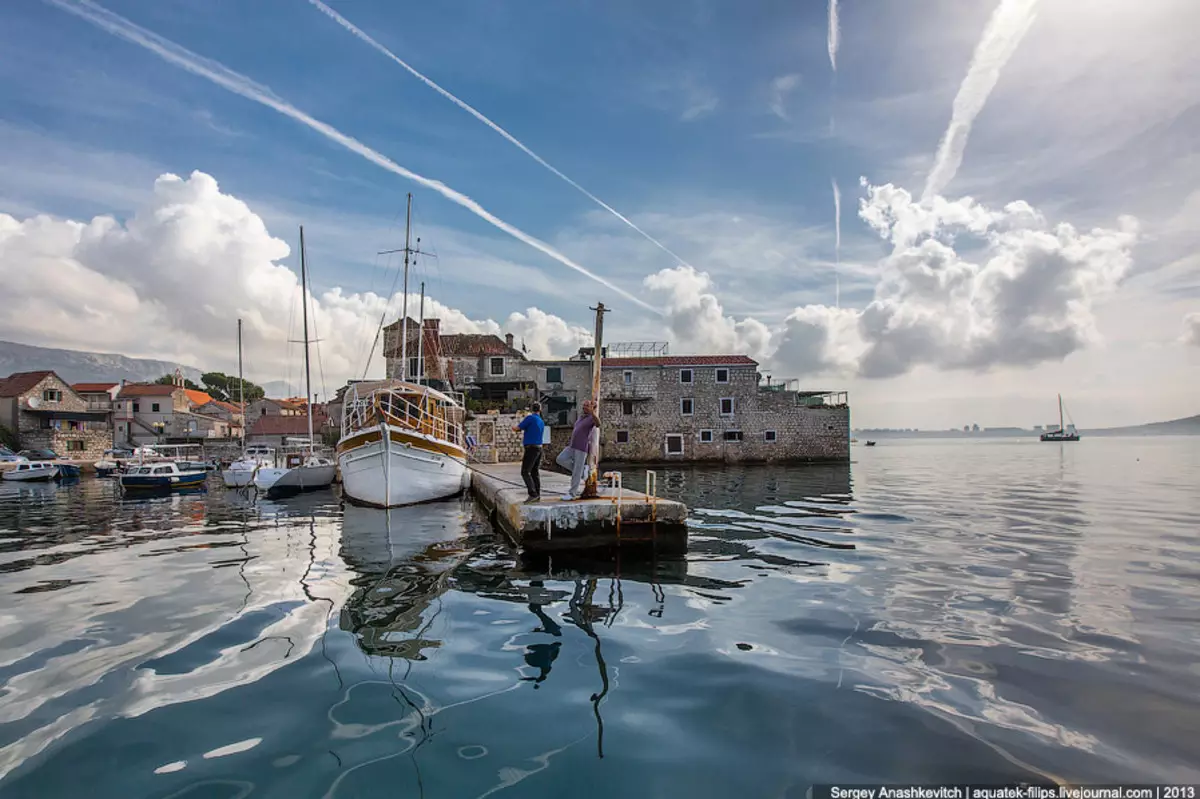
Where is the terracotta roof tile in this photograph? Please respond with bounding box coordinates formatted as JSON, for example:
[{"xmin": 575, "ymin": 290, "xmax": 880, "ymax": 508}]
[
  {"xmin": 601, "ymin": 355, "xmax": 759, "ymax": 368},
  {"xmin": 184, "ymin": 389, "xmax": 214, "ymax": 407},
  {"xmin": 247, "ymin": 412, "xmax": 327, "ymax": 437},
  {"xmin": 116, "ymin": 383, "xmax": 179, "ymax": 398},
  {"xmin": 0, "ymin": 371, "xmax": 55, "ymax": 398}
]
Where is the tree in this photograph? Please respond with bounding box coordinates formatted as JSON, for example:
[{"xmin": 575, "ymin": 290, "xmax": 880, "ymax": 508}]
[
  {"xmin": 200, "ymin": 372, "xmax": 265, "ymax": 404},
  {"xmin": 154, "ymin": 374, "xmax": 202, "ymax": 391}
]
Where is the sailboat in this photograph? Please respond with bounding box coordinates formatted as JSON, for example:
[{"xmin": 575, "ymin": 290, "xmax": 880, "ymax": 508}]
[
  {"xmin": 1040, "ymin": 394, "xmax": 1080, "ymax": 442},
  {"xmin": 222, "ymin": 318, "xmax": 276, "ymax": 488},
  {"xmin": 337, "ymin": 194, "xmax": 470, "ymax": 507},
  {"xmin": 253, "ymin": 227, "xmax": 337, "ymax": 498}
]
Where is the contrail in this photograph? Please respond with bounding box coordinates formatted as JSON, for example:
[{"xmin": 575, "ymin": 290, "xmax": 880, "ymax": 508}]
[
  {"xmin": 922, "ymin": 0, "xmax": 1039, "ymax": 200},
  {"xmin": 827, "ymin": 0, "xmax": 840, "ymax": 72},
  {"xmin": 831, "ymin": 178, "xmax": 841, "ymax": 308},
  {"xmin": 46, "ymin": 0, "xmax": 657, "ymax": 314},
  {"xmin": 307, "ymin": 0, "xmax": 693, "ymax": 268}
]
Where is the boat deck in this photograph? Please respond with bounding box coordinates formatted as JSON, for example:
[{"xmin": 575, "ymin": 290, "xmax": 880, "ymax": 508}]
[{"xmin": 469, "ymin": 463, "xmax": 688, "ymax": 552}]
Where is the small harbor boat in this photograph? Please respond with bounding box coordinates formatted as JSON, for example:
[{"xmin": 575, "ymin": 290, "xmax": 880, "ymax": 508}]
[
  {"xmin": 120, "ymin": 461, "xmax": 207, "ymax": 491},
  {"xmin": 865, "ymin": 440, "xmax": 877, "ymax": 447},
  {"xmin": 1040, "ymin": 394, "xmax": 1080, "ymax": 442},
  {"xmin": 3, "ymin": 461, "xmax": 59, "ymax": 482},
  {"xmin": 222, "ymin": 445, "xmax": 276, "ymax": 488},
  {"xmin": 54, "ymin": 463, "xmax": 82, "ymax": 480},
  {"xmin": 94, "ymin": 449, "xmax": 129, "ymax": 478}
]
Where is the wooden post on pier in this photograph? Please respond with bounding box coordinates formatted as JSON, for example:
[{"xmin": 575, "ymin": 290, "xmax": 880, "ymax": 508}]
[{"xmin": 582, "ymin": 302, "xmax": 607, "ymax": 498}]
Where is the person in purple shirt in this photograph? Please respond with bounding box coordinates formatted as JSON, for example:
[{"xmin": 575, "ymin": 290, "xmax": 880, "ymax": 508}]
[
  {"xmin": 513, "ymin": 403, "xmax": 546, "ymax": 502},
  {"xmin": 555, "ymin": 399, "xmax": 599, "ymax": 500}
]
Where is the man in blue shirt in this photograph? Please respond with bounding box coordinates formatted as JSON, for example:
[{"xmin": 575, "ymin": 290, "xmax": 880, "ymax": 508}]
[{"xmin": 513, "ymin": 403, "xmax": 546, "ymax": 502}]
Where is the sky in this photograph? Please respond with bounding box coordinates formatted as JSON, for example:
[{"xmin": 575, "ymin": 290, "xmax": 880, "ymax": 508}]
[{"xmin": 0, "ymin": 0, "xmax": 1197, "ymax": 429}]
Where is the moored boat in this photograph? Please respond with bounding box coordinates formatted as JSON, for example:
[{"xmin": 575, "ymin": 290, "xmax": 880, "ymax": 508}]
[
  {"xmin": 222, "ymin": 445, "xmax": 276, "ymax": 488},
  {"xmin": 337, "ymin": 381, "xmax": 470, "ymax": 508},
  {"xmin": 3, "ymin": 462, "xmax": 59, "ymax": 482},
  {"xmin": 120, "ymin": 461, "xmax": 207, "ymax": 491},
  {"xmin": 54, "ymin": 463, "xmax": 82, "ymax": 480},
  {"xmin": 1040, "ymin": 394, "xmax": 1080, "ymax": 442}
]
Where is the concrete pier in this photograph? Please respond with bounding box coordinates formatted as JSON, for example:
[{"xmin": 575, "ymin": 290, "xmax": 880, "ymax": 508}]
[{"xmin": 469, "ymin": 463, "xmax": 688, "ymax": 552}]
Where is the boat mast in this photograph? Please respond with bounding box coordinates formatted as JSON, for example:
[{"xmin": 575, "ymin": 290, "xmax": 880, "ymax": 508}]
[
  {"xmin": 417, "ymin": 281, "xmax": 425, "ymax": 384},
  {"xmin": 1058, "ymin": 393, "xmax": 1064, "ymax": 433},
  {"xmin": 237, "ymin": 317, "xmax": 244, "ymax": 447},
  {"xmin": 300, "ymin": 226, "xmax": 314, "ymax": 455},
  {"xmin": 400, "ymin": 192, "xmax": 412, "ymax": 381}
]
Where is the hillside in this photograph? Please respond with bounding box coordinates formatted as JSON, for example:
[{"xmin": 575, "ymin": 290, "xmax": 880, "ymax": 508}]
[
  {"xmin": 1085, "ymin": 415, "xmax": 1200, "ymax": 436},
  {"xmin": 0, "ymin": 339, "xmax": 203, "ymax": 385}
]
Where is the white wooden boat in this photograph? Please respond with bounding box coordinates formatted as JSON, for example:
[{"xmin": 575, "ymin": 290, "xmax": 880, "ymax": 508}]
[
  {"xmin": 3, "ymin": 461, "xmax": 59, "ymax": 482},
  {"xmin": 337, "ymin": 381, "xmax": 470, "ymax": 508},
  {"xmin": 253, "ymin": 453, "xmax": 336, "ymax": 498},
  {"xmin": 222, "ymin": 445, "xmax": 276, "ymax": 488}
]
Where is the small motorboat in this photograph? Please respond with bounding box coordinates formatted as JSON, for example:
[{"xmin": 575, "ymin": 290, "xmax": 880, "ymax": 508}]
[
  {"xmin": 95, "ymin": 459, "xmax": 120, "ymax": 477},
  {"xmin": 865, "ymin": 440, "xmax": 877, "ymax": 447},
  {"xmin": 120, "ymin": 461, "xmax": 207, "ymax": 491},
  {"xmin": 54, "ymin": 463, "xmax": 82, "ymax": 480},
  {"xmin": 221, "ymin": 445, "xmax": 276, "ymax": 488},
  {"xmin": 3, "ymin": 461, "xmax": 59, "ymax": 482},
  {"xmin": 253, "ymin": 454, "xmax": 336, "ymax": 499}
]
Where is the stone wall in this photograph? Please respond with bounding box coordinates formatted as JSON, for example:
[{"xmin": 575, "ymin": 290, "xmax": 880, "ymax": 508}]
[
  {"xmin": 16, "ymin": 374, "xmax": 113, "ymax": 459},
  {"xmin": 465, "ymin": 413, "xmax": 526, "ymax": 463}
]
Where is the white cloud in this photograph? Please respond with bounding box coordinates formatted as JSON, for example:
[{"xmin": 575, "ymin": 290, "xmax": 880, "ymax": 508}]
[
  {"xmin": 1184, "ymin": 312, "xmax": 1200, "ymax": 347},
  {"xmin": 827, "ymin": 0, "xmax": 840, "ymax": 72},
  {"xmin": 769, "ymin": 74, "xmax": 801, "ymax": 121},
  {"xmin": 643, "ymin": 265, "xmax": 771, "ymax": 358},
  {"xmin": 635, "ymin": 182, "xmax": 1139, "ymax": 383},
  {"xmin": 0, "ymin": 171, "xmax": 592, "ymax": 386}
]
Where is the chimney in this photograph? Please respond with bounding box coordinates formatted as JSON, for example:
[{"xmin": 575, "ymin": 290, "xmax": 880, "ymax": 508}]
[{"xmin": 505, "ymin": 333, "xmax": 514, "ymax": 348}]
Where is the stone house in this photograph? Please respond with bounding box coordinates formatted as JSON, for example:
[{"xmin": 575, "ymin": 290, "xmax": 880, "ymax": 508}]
[
  {"xmin": 0, "ymin": 371, "xmax": 113, "ymax": 459},
  {"xmin": 383, "ymin": 317, "xmax": 536, "ymax": 407},
  {"xmin": 114, "ymin": 382, "xmax": 231, "ymax": 445},
  {"xmin": 246, "ymin": 397, "xmax": 306, "ymax": 420},
  {"xmin": 194, "ymin": 399, "xmax": 244, "ymax": 438},
  {"xmin": 593, "ymin": 356, "xmax": 849, "ymax": 463}
]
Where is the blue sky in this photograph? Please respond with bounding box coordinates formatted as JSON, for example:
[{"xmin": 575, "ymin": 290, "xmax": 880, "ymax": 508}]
[{"xmin": 1, "ymin": 0, "xmax": 1197, "ymax": 427}]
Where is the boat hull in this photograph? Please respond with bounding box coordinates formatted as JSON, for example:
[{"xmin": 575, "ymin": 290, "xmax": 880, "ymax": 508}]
[
  {"xmin": 120, "ymin": 472, "xmax": 207, "ymax": 490},
  {"xmin": 1040, "ymin": 433, "xmax": 1080, "ymax": 442},
  {"xmin": 257, "ymin": 464, "xmax": 337, "ymax": 499},
  {"xmin": 338, "ymin": 426, "xmax": 469, "ymax": 508},
  {"xmin": 2, "ymin": 466, "xmax": 58, "ymax": 482},
  {"xmin": 222, "ymin": 468, "xmax": 257, "ymax": 488}
]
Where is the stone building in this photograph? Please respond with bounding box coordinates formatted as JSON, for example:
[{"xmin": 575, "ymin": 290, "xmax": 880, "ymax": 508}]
[
  {"xmin": 114, "ymin": 380, "xmax": 232, "ymax": 446},
  {"xmin": 0, "ymin": 371, "xmax": 112, "ymax": 459},
  {"xmin": 246, "ymin": 411, "xmax": 327, "ymax": 448},
  {"xmin": 595, "ymin": 355, "xmax": 848, "ymax": 462},
  {"xmin": 383, "ymin": 318, "xmax": 536, "ymax": 407},
  {"xmin": 246, "ymin": 397, "xmax": 306, "ymax": 419}
]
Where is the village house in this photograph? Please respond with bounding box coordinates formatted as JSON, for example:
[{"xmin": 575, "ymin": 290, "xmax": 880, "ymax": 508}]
[
  {"xmin": 0, "ymin": 371, "xmax": 113, "ymax": 459},
  {"xmin": 245, "ymin": 408, "xmax": 328, "ymax": 448},
  {"xmin": 193, "ymin": 399, "xmax": 245, "ymax": 438},
  {"xmin": 113, "ymin": 377, "xmax": 232, "ymax": 446},
  {"xmin": 383, "ymin": 318, "xmax": 536, "ymax": 408},
  {"xmin": 246, "ymin": 397, "xmax": 307, "ymax": 419}
]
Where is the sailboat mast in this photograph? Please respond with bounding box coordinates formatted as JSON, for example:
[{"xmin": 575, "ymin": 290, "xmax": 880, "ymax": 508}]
[
  {"xmin": 417, "ymin": 281, "xmax": 425, "ymax": 384},
  {"xmin": 237, "ymin": 318, "xmax": 244, "ymax": 447},
  {"xmin": 300, "ymin": 226, "xmax": 314, "ymax": 453},
  {"xmin": 1058, "ymin": 393, "xmax": 1064, "ymax": 433},
  {"xmin": 399, "ymin": 192, "xmax": 412, "ymax": 378}
]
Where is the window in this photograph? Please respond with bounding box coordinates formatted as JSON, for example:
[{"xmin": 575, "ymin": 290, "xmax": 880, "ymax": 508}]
[
  {"xmin": 408, "ymin": 357, "xmax": 420, "ymax": 377},
  {"xmin": 720, "ymin": 397, "xmax": 734, "ymax": 416},
  {"xmin": 153, "ymin": 466, "xmax": 172, "ymax": 474},
  {"xmin": 665, "ymin": 434, "xmax": 684, "ymax": 455},
  {"xmin": 42, "ymin": 389, "xmax": 62, "ymax": 402},
  {"xmin": 680, "ymin": 398, "xmax": 694, "ymax": 416},
  {"xmin": 132, "ymin": 403, "xmax": 141, "ymax": 413},
  {"xmin": 700, "ymin": 429, "xmax": 713, "ymax": 443},
  {"xmin": 680, "ymin": 368, "xmax": 693, "ymax": 384},
  {"xmin": 764, "ymin": 430, "xmax": 778, "ymax": 443},
  {"xmin": 489, "ymin": 357, "xmax": 505, "ymax": 376},
  {"xmin": 616, "ymin": 430, "xmax": 630, "ymax": 444},
  {"xmin": 723, "ymin": 431, "xmax": 744, "ymax": 442},
  {"xmin": 68, "ymin": 420, "xmax": 80, "ymax": 431},
  {"xmin": 716, "ymin": 368, "xmax": 730, "ymax": 384},
  {"xmin": 623, "ymin": 370, "xmax": 633, "ymax": 385},
  {"xmin": 152, "ymin": 403, "xmax": 161, "ymax": 413},
  {"xmin": 66, "ymin": 440, "xmax": 85, "ymax": 452},
  {"xmin": 545, "ymin": 366, "xmax": 562, "ymax": 384},
  {"xmin": 622, "ymin": 400, "xmax": 634, "ymax": 415}
]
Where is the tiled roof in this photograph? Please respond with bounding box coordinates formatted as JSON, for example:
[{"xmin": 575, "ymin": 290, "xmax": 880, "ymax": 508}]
[
  {"xmin": 184, "ymin": 389, "xmax": 214, "ymax": 407},
  {"xmin": 601, "ymin": 355, "xmax": 759, "ymax": 368},
  {"xmin": 0, "ymin": 371, "xmax": 56, "ymax": 397},
  {"xmin": 198, "ymin": 399, "xmax": 241, "ymax": 415},
  {"xmin": 248, "ymin": 412, "xmax": 327, "ymax": 437},
  {"xmin": 116, "ymin": 383, "xmax": 179, "ymax": 398},
  {"xmin": 72, "ymin": 382, "xmax": 118, "ymax": 393},
  {"xmin": 438, "ymin": 334, "xmax": 524, "ymax": 358}
]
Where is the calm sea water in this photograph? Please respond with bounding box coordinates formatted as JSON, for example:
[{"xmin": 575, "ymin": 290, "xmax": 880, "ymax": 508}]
[{"xmin": 0, "ymin": 438, "xmax": 1198, "ymax": 797}]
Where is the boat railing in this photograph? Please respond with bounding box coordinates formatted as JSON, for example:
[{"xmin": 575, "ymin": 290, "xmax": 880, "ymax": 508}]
[{"xmin": 343, "ymin": 390, "xmax": 465, "ymax": 448}]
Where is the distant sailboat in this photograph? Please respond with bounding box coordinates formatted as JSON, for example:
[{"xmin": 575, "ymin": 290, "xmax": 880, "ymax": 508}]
[{"xmin": 1040, "ymin": 394, "xmax": 1080, "ymax": 442}]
